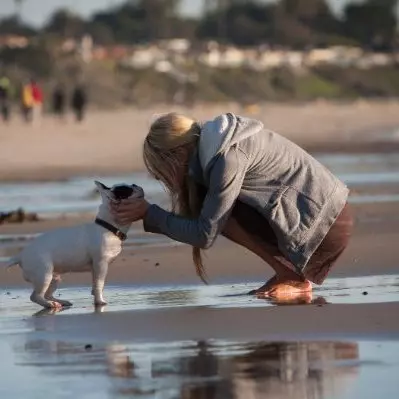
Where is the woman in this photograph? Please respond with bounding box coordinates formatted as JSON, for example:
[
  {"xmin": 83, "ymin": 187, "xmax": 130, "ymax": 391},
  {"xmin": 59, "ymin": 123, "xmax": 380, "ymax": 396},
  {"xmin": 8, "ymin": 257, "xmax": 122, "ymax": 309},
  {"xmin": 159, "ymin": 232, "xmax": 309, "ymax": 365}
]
[{"xmin": 111, "ymin": 112, "xmax": 353, "ymax": 297}]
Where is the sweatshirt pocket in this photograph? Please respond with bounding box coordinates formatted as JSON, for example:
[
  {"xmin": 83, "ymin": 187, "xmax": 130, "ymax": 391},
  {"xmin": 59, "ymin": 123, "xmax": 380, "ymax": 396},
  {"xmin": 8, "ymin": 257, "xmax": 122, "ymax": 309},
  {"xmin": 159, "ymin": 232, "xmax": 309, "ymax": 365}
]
[
  {"xmin": 260, "ymin": 184, "xmax": 287, "ymax": 210},
  {"xmin": 270, "ymin": 186, "xmax": 321, "ymax": 249}
]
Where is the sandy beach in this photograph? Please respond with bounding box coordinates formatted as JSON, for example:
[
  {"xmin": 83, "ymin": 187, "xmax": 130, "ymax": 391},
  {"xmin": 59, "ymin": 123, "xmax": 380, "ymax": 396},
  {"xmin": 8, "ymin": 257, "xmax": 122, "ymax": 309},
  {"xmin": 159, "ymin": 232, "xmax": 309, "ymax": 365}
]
[
  {"xmin": 1, "ymin": 101, "xmax": 399, "ymax": 399},
  {"xmin": 1, "ymin": 100, "xmax": 399, "ymax": 181}
]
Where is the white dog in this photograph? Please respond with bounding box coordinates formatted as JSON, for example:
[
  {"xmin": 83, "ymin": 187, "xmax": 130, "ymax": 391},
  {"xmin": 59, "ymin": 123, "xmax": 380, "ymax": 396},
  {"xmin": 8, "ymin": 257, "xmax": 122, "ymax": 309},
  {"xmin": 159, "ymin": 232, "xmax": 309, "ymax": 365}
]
[{"xmin": 5, "ymin": 181, "xmax": 144, "ymax": 309}]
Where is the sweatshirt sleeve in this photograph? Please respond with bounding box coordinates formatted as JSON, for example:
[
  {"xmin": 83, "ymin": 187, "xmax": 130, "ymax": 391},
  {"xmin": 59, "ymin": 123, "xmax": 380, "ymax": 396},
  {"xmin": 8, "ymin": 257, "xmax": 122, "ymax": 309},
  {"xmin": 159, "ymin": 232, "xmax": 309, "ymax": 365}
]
[{"xmin": 143, "ymin": 145, "xmax": 248, "ymax": 249}]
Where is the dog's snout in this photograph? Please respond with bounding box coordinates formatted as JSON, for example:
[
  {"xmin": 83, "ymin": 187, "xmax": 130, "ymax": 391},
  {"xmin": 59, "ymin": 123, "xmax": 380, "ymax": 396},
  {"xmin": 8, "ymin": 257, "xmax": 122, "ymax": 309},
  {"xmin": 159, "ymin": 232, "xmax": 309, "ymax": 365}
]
[
  {"xmin": 132, "ymin": 185, "xmax": 145, "ymax": 198},
  {"xmin": 110, "ymin": 184, "xmax": 144, "ymax": 200}
]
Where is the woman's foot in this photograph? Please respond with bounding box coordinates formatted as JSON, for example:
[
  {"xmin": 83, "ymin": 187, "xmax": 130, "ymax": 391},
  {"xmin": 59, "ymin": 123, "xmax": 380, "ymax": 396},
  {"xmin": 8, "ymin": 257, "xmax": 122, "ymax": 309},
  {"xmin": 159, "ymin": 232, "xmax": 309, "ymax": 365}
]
[
  {"xmin": 260, "ymin": 279, "xmax": 312, "ymax": 299},
  {"xmin": 248, "ymin": 275, "xmax": 278, "ymax": 295},
  {"xmin": 267, "ymin": 291, "xmax": 313, "ymax": 305},
  {"xmin": 248, "ymin": 268, "xmax": 309, "ymax": 295}
]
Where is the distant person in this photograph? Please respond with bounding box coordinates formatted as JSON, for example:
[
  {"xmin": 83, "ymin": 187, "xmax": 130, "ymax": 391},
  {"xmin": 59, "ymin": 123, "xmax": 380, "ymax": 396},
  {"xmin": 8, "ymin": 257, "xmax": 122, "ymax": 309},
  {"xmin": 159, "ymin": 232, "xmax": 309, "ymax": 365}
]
[
  {"xmin": 30, "ymin": 79, "xmax": 44, "ymax": 123},
  {"xmin": 0, "ymin": 75, "xmax": 12, "ymax": 123},
  {"xmin": 21, "ymin": 81, "xmax": 34, "ymax": 123},
  {"xmin": 71, "ymin": 84, "xmax": 87, "ymax": 123},
  {"xmin": 51, "ymin": 83, "xmax": 66, "ymax": 121}
]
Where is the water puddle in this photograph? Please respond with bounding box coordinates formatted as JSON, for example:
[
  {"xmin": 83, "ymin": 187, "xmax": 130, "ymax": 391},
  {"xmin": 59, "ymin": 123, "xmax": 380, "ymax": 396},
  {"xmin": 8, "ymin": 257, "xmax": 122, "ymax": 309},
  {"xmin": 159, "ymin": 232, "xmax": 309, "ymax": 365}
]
[
  {"xmin": 0, "ymin": 274, "xmax": 398, "ymax": 398},
  {"xmin": 0, "ymin": 335, "xmax": 397, "ymax": 399},
  {"xmin": 1, "ymin": 153, "xmax": 399, "ymax": 218},
  {"xmin": 0, "ymin": 172, "xmax": 166, "ymax": 217},
  {"xmin": 1, "ymin": 274, "xmax": 398, "ymax": 319}
]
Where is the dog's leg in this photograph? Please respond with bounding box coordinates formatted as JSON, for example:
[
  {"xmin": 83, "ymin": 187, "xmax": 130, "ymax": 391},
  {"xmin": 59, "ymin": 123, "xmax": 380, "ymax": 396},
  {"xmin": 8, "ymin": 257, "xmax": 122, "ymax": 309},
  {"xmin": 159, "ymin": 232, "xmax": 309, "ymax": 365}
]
[
  {"xmin": 45, "ymin": 275, "xmax": 73, "ymax": 307},
  {"xmin": 30, "ymin": 273, "xmax": 62, "ymax": 309},
  {"xmin": 92, "ymin": 260, "xmax": 109, "ymax": 306}
]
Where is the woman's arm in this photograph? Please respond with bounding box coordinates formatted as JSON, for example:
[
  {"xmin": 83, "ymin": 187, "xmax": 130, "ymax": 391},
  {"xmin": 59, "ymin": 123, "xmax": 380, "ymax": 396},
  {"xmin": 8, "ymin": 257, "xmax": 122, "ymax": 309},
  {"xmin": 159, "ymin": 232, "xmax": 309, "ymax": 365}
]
[{"xmin": 143, "ymin": 146, "xmax": 249, "ymax": 249}]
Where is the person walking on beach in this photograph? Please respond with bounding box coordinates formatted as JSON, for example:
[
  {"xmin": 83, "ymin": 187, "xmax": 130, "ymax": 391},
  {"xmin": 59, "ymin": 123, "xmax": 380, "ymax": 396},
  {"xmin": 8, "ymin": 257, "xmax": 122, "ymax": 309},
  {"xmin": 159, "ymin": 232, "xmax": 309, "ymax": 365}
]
[
  {"xmin": 30, "ymin": 79, "xmax": 44, "ymax": 123},
  {"xmin": 21, "ymin": 80, "xmax": 34, "ymax": 123},
  {"xmin": 0, "ymin": 75, "xmax": 12, "ymax": 123},
  {"xmin": 110, "ymin": 113, "xmax": 353, "ymax": 297},
  {"xmin": 51, "ymin": 83, "xmax": 66, "ymax": 121},
  {"xmin": 71, "ymin": 84, "xmax": 87, "ymax": 123}
]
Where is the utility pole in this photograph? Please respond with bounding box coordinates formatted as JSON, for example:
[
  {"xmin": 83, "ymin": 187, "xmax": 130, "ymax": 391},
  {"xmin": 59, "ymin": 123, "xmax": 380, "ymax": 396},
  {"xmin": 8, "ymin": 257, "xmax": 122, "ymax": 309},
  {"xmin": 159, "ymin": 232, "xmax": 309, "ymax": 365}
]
[
  {"xmin": 14, "ymin": 0, "xmax": 25, "ymax": 21},
  {"xmin": 217, "ymin": 0, "xmax": 228, "ymax": 42}
]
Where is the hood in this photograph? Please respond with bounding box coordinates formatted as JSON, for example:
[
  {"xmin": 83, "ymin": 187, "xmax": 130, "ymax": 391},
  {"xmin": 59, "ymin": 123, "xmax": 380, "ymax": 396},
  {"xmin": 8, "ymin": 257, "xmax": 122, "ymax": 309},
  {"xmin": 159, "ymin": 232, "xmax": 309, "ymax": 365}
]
[{"xmin": 198, "ymin": 113, "xmax": 264, "ymax": 173}]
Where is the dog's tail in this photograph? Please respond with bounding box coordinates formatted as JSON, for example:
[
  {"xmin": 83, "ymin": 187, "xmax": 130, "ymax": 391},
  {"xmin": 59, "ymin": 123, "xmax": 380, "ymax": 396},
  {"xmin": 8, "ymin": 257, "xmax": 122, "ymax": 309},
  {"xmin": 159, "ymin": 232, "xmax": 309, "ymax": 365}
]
[{"xmin": 3, "ymin": 256, "xmax": 20, "ymax": 269}]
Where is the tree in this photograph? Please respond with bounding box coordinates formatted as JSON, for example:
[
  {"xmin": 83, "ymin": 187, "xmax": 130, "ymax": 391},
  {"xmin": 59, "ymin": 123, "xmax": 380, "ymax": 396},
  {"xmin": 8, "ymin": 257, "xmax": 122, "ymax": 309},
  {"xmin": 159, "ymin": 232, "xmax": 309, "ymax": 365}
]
[
  {"xmin": 90, "ymin": 0, "xmax": 181, "ymax": 43},
  {"xmin": 0, "ymin": 16, "xmax": 36, "ymax": 36},
  {"xmin": 197, "ymin": 1, "xmax": 275, "ymax": 45},
  {"xmin": 140, "ymin": 0, "xmax": 180, "ymax": 39},
  {"xmin": 343, "ymin": 0, "xmax": 398, "ymax": 50},
  {"xmin": 14, "ymin": 0, "xmax": 25, "ymax": 21},
  {"xmin": 272, "ymin": 0, "xmax": 339, "ymax": 48},
  {"xmin": 44, "ymin": 9, "xmax": 86, "ymax": 38},
  {"xmin": 86, "ymin": 22, "xmax": 115, "ymax": 44}
]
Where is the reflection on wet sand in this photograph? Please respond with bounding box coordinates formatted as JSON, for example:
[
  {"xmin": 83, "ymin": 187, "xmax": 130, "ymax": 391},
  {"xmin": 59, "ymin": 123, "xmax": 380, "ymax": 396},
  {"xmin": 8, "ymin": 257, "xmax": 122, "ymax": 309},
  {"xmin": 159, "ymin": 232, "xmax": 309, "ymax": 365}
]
[
  {"xmin": 231, "ymin": 341, "xmax": 358, "ymax": 399},
  {"xmin": 15, "ymin": 336, "xmax": 359, "ymax": 399}
]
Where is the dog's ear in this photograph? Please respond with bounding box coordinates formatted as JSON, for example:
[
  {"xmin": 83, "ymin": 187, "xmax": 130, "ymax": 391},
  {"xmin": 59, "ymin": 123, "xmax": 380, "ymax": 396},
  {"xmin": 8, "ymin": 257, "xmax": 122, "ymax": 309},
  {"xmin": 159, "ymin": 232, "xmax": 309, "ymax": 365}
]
[{"xmin": 94, "ymin": 181, "xmax": 110, "ymax": 194}]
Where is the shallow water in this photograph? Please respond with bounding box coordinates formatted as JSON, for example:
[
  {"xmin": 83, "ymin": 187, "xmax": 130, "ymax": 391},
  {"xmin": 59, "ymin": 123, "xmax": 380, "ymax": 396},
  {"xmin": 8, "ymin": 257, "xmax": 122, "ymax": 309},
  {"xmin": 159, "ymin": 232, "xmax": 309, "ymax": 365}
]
[
  {"xmin": 0, "ymin": 172, "xmax": 165, "ymax": 217},
  {"xmin": 0, "ymin": 336, "xmax": 398, "ymax": 399},
  {"xmin": 1, "ymin": 153, "xmax": 399, "ymax": 218},
  {"xmin": 0, "ymin": 274, "xmax": 398, "ymax": 399},
  {"xmin": 1, "ymin": 274, "xmax": 398, "ymax": 320}
]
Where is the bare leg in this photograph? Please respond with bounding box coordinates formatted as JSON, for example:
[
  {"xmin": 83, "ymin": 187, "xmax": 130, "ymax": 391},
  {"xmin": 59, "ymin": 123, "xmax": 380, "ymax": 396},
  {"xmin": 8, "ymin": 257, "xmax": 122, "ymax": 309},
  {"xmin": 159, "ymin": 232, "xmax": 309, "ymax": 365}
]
[
  {"xmin": 30, "ymin": 273, "xmax": 63, "ymax": 309},
  {"xmin": 222, "ymin": 216, "xmax": 311, "ymax": 295},
  {"xmin": 45, "ymin": 275, "xmax": 73, "ymax": 307}
]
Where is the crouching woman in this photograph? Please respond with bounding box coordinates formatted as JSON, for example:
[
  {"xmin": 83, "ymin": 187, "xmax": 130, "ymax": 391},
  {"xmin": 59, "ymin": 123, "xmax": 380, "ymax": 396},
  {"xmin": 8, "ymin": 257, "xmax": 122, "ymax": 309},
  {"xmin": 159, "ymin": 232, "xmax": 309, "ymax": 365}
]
[{"xmin": 111, "ymin": 112, "xmax": 353, "ymax": 297}]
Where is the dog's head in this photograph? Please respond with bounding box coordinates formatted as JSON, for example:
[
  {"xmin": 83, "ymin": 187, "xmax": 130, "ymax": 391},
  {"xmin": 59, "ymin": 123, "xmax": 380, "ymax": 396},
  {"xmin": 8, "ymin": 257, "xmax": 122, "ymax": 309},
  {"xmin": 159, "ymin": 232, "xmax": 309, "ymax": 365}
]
[{"xmin": 94, "ymin": 181, "xmax": 144, "ymax": 202}]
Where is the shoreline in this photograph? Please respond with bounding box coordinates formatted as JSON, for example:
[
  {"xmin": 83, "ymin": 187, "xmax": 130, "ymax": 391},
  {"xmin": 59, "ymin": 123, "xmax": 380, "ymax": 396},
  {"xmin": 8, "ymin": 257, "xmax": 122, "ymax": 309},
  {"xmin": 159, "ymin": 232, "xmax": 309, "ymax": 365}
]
[{"xmin": 1, "ymin": 139, "xmax": 399, "ymax": 183}]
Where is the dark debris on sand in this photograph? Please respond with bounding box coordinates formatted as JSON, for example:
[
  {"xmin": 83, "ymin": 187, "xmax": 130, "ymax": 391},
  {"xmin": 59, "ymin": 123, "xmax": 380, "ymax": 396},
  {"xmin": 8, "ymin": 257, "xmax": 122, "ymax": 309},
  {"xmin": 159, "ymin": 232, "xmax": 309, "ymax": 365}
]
[{"xmin": 0, "ymin": 208, "xmax": 39, "ymax": 225}]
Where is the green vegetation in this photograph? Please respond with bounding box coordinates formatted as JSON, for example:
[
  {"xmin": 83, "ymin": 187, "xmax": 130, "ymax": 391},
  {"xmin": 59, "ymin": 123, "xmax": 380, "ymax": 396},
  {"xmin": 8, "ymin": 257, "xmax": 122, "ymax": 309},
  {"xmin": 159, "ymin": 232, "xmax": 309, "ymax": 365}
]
[{"xmin": 1, "ymin": 0, "xmax": 398, "ymax": 107}]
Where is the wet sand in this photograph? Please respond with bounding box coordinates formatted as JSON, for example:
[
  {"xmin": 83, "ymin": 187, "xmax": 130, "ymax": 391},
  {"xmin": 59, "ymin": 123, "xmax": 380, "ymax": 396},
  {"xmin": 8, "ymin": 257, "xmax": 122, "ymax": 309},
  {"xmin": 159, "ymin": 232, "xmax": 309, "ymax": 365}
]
[
  {"xmin": 1, "ymin": 200, "xmax": 399, "ymax": 398},
  {"xmin": 1, "ymin": 201, "xmax": 399, "ymax": 399},
  {"xmin": 1, "ymin": 201, "xmax": 399, "ymax": 287},
  {"xmin": 1, "ymin": 274, "xmax": 399, "ymax": 399},
  {"xmin": 1, "ymin": 102, "xmax": 399, "ymax": 398}
]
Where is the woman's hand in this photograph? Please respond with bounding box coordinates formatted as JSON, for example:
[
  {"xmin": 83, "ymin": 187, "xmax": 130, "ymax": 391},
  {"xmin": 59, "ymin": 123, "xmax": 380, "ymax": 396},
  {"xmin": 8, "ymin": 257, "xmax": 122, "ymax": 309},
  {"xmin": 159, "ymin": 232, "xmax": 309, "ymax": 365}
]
[{"xmin": 110, "ymin": 198, "xmax": 150, "ymax": 225}]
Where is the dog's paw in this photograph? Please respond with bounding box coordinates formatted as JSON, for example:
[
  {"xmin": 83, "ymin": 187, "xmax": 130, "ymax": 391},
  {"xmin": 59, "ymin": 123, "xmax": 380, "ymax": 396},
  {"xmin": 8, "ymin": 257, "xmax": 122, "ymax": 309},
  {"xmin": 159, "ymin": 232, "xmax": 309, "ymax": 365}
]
[
  {"xmin": 45, "ymin": 301, "xmax": 63, "ymax": 310},
  {"xmin": 58, "ymin": 300, "xmax": 73, "ymax": 307}
]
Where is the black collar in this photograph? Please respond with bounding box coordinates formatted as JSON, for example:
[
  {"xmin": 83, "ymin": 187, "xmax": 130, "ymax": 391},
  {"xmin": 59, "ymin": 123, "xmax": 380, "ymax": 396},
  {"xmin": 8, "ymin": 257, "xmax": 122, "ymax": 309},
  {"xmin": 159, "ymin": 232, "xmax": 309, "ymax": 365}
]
[{"xmin": 95, "ymin": 218, "xmax": 127, "ymax": 241}]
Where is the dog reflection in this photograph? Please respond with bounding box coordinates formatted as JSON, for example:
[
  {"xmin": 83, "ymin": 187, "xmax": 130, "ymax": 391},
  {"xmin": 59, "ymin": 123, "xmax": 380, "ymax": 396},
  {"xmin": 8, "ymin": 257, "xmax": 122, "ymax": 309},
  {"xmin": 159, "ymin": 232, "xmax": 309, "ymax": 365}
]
[{"xmin": 106, "ymin": 344, "xmax": 135, "ymax": 378}]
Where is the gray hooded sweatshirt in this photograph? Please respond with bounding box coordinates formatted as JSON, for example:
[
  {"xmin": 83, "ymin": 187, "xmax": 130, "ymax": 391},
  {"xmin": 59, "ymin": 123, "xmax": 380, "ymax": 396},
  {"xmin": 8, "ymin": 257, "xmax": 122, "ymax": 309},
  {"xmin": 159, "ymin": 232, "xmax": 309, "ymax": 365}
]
[{"xmin": 143, "ymin": 113, "xmax": 349, "ymax": 272}]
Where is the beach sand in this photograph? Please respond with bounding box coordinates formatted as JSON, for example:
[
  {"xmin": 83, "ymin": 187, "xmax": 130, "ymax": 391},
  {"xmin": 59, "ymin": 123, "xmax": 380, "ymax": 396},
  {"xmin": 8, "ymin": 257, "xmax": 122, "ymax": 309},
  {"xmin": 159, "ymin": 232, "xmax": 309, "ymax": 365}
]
[
  {"xmin": 1, "ymin": 100, "xmax": 399, "ymax": 181},
  {"xmin": 1, "ymin": 196, "xmax": 398, "ymax": 399},
  {"xmin": 1, "ymin": 201, "xmax": 399, "ymax": 287},
  {"xmin": 1, "ymin": 101, "xmax": 399, "ymax": 398}
]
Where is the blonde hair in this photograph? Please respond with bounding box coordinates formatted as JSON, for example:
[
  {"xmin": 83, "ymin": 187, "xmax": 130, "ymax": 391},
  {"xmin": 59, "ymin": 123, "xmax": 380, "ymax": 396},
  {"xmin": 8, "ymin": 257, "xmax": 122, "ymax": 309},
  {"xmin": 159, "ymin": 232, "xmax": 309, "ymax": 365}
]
[{"xmin": 143, "ymin": 112, "xmax": 208, "ymax": 283}]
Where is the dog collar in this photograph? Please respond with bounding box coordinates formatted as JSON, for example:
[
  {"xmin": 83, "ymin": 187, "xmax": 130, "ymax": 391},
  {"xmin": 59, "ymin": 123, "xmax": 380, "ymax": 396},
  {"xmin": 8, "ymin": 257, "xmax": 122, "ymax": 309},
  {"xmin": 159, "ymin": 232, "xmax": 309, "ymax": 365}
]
[{"xmin": 95, "ymin": 218, "xmax": 127, "ymax": 241}]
